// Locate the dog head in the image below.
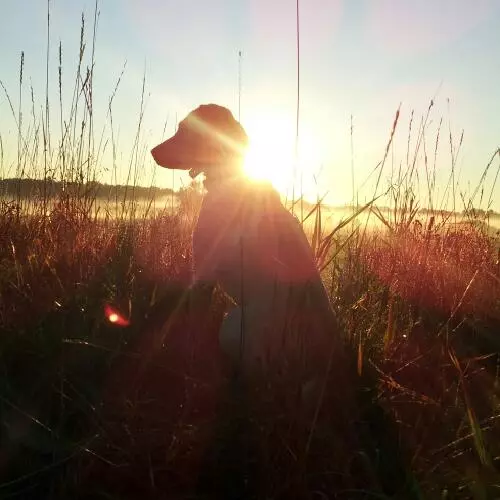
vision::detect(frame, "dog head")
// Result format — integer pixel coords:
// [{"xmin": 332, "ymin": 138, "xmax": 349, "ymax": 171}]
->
[{"xmin": 151, "ymin": 104, "xmax": 248, "ymax": 183}]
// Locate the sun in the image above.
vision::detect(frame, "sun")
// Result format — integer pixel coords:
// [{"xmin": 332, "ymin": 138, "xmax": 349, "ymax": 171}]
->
[{"xmin": 242, "ymin": 115, "xmax": 324, "ymax": 202}]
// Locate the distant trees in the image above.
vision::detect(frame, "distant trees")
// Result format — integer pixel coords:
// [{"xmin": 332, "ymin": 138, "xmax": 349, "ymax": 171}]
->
[
  {"xmin": 0, "ymin": 178, "xmax": 176, "ymax": 201},
  {"xmin": 462, "ymin": 207, "xmax": 498, "ymax": 218}
]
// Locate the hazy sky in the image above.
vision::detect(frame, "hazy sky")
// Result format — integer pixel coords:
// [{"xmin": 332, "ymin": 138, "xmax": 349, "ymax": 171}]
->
[{"xmin": 1, "ymin": 0, "xmax": 499, "ymax": 208}]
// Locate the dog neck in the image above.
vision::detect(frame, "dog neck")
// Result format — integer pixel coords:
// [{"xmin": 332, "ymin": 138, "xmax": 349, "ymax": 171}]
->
[{"xmin": 202, "ymin": 161, "xmax": 245, "ymax": 192}]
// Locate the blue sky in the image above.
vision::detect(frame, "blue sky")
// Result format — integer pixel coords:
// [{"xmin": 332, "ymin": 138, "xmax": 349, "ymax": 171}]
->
[{"xmin": 1, "ymin": 0, "xmax": 499, "ymax": 208}]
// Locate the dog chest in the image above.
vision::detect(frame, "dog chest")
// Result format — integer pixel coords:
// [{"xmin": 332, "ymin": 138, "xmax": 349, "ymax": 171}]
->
[
  {"xmin": 192, "ymin": 181, "xmax": 321, "ymax": 301},
  {"xmin": 192, "ymin": 184, "xmax": 266, "ymax": 302}
]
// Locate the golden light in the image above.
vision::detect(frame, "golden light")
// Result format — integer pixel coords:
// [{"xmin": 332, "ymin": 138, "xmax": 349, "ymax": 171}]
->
[
  {"xmin": 108, "ymin": 313, "xmax": 119, "ymax": 323},
  {"xmin": 242, "ymin": 115, "xmax": 324, "ymax": 202}
]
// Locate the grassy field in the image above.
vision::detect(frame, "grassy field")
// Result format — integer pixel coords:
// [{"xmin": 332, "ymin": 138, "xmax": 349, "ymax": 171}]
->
[
  {"xmin": 2, "ymin": 8, "xmax": 500, "ymax": 500},
  {"xmin": 2, "ymin": 176, "xmax": 500, "ymax": 500}
]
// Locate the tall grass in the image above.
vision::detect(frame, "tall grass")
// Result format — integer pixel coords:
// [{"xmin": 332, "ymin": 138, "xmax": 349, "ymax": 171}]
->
[{"xmin": 1, "ymin": 2, "xmax": 500, "ymax": 499}]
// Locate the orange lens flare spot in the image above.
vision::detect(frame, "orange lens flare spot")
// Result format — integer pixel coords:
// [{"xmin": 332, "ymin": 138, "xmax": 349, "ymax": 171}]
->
[
  {"xmin": 108, "ymin": 313, "xmax": 119, "ymax": 323},
  {"xmin": 104, "ymin": 304, "xmax": 130, "ymax": 327}
]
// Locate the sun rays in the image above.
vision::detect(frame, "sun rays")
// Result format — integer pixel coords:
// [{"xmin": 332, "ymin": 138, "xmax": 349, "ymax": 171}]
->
[{"xmin": 242, "ymin": 115, "xmax": 324, "ymax": 202}]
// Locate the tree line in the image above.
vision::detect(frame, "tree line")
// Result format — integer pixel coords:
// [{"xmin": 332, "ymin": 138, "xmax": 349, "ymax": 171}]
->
[{"xmin": 0, "ymin": 178, "xmax": 176, "ymax": 201}]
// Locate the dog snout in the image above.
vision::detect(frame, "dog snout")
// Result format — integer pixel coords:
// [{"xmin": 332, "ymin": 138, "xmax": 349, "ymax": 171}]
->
[
  {"xmin": 151, "ymin": 144, "xmax": 163, "ymax": 166},
  {"xmin": 151, "ymin": 141, "xmax": 175, "ymax": 168}
]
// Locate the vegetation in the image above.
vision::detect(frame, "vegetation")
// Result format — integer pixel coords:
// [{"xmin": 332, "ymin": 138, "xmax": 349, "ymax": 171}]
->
[
  {"xmin": 0, "ymin": 178, "xmax": 176, "ymax": 202},
  {"xmin": 1, "ymin": 4, "xmax": 500, "ymax": 499}
]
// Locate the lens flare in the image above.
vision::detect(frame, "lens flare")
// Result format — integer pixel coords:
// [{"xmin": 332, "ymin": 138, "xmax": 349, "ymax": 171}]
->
[
  {"xmin": 108, "ymin": 313, "xmax": 119, "ymax": 323},
  {"xmin": 104, "ymin": 304, "xmax": 130, "ymax": 327}
]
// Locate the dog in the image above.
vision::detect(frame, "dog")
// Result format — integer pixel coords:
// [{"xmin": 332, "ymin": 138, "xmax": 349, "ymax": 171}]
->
[{"xmin": 151, "ymin": 104, "xmax": 341, "ymax": 385}]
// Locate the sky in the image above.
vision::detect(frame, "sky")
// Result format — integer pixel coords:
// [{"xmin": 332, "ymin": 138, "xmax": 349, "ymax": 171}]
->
[{"xmin": 1, "ymin": 0, "xmax": 499, "ymax": 209}]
